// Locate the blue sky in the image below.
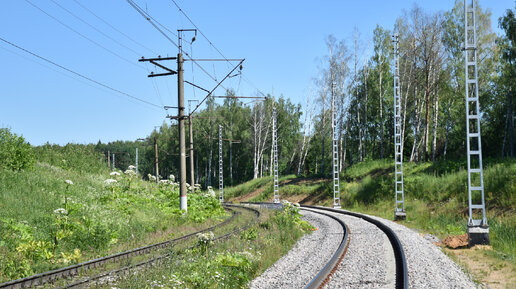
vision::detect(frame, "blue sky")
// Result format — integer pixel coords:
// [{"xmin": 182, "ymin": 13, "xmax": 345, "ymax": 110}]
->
[{"xmin": 0, "ymin": 0, "xmax": 513, "ymax": 145}]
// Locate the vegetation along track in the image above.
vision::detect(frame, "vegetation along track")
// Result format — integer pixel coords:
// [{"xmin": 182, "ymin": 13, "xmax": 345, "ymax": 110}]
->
[
  {"xmin": 301, "ymin": 205, "xmax": 408, "ymax": 289},
  {"xmin": 0, "ymin": 205, "xmax": 260, "ymax": 289}
]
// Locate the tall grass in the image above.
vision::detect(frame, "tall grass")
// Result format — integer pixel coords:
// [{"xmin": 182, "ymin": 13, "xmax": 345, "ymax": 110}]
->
[{"xmin": 0, "ymin": 145, "xmax": 226, "ymax": 281}]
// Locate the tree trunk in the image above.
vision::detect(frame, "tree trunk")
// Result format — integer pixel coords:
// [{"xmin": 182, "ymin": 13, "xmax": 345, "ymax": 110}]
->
[
  {"xmin": 379, "ymin": 68, "xmax": 384, "ymax": 159},
  {"xmin": 363, "ymin": 67, "xmax": 369, "ymax": 160},
  {"xmin": 432, "ymin": 92, "xmax": 439, "ymax": 161}
]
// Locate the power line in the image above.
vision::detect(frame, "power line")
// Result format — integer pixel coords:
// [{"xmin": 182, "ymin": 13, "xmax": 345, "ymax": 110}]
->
[
  {"xmin": 126, "ymin": 0, "xmax": 227, "ymax": 91},
  {"xmin": 61, "ymin": 0, "xmax": 167, "ymax": 111},
  {"xmin": 24, "ymin": 0, "xmax": 144, "ymax": 71},
  {"xmin": 49, "ymin": 0, "xmax": 141, "ymax": 56},
  {"xmin": 0, "ymin": 36, "xmax": 162, "ymax": 110},
  {"xmin": 72, "ymin": 0, "xmax": 157, "ymax": 55},
  {"xmin": 168, "ymin": 0, "xmax": 267, "ymax": 98},
  {"xmin": 126, "ymin": 0, "xmax": 179, "ymax": 47}
]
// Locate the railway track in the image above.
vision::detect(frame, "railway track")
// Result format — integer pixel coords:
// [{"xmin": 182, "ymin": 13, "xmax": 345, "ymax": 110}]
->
[
  {"xmin": 242, "ymin": 202, "xmax": 407, "ymax": 289},
  {"xmin": 0, "ymin": 205, "xmax": 260, "ymax": 289},
  {"xmin": 302, "ymin": 205, "xmax": 407, "ymax": 289}
]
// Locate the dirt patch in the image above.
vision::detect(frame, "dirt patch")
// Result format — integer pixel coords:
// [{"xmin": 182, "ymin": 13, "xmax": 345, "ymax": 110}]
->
[
  {"xmin": 231, "ymin": 186, "xmax": 266, "ymax": 203},
  {"xmin": 445, "ymin": 247, "xmax": 516, "ymax": 289},
  {"xmin": 230, "ymin": 177, "xmax": 330, "ymax": 204},
  {"xmin": 443, "ymin": 234, "xmax": 469, "ymax": 249},
  {"xmin": 280, "ymin": 177, "xmax": 328, "ymax": 186}
]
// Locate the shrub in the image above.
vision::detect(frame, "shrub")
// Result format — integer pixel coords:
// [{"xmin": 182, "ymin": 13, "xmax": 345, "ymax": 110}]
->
[{"xmin": 0, "ymin": 128, "xmax": 35, "ymax": 171}]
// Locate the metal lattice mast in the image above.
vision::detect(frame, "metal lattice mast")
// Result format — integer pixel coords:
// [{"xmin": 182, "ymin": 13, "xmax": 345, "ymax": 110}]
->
[
  {"xmin": 393, "ymin": 33, "xmax": 406, "ymax": 220},
  {"xmin": 272, "ymin": 106, "xmax": 280, "ymax": 203},
  {"xmin": 464, "ymin": 0, "xmax": 489, "ymax": 245},
  {"xmin": 331, "ymin": 78, "xmax": 341, "ymax": 209},
  {"xmin": 218, "ymin": 125, "xmax": 224, "ymax": 202}
]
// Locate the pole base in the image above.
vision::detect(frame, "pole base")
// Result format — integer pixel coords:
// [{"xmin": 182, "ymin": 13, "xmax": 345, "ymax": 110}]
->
[
  {"xmin": 394, "ymin": 211, "xmax": 406, "ymax": 221},
  {"xmin": 468, "ymin": 226, "xmax": 490, "ymax": 246},
  {"xmin": 180, "ymin": 195, "xmax": 187, "ymax": 212}
]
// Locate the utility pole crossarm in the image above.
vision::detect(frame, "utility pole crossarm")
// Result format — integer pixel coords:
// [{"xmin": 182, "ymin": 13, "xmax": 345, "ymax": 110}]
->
[
  {"xmin": 213, "ymin": 96, "xmax": 266, "ymax": 99},
  {"xmin": 139, "ymin": 56, "xmax": 178, "ymax": 77}
]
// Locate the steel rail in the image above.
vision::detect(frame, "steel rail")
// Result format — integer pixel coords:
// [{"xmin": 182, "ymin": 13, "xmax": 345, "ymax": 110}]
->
[
  {"xmin": 301, "ymin": 207, "xmax": 350, "ymax": 289},
  {"xmin": 302, "ymin": 205, "xmax": 408, "ymax": 289},
  {"xmin": 61, "ymin": 204, "xmax": 261, "ymax": 288},
  {"xmin": 0, "ymin": 207, "xmax": 238, "ymax": 289}
]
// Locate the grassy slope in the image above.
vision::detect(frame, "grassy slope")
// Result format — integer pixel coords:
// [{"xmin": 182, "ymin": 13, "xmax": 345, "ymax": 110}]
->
[
  {"xmin": 0, "ymin": 146, "xmax": 226, "ymax": 281},
  {"xmin": 227, "ymin": 159, "xmax": 516, "ymax": 264}
]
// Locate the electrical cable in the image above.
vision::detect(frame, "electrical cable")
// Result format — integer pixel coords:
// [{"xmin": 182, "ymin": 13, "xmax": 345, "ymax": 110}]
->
[
  {"xmin": 145, "ymin": 62, "xmax": 165, "ymax": 107},
  {"xmin": 0, "ymin": 36, "xmax": 163, "ymax": 110},
  {"xmin": 168, "ymin": 0, "xmax": 267, "ymax": 98},
  {"xmin": 126, "ymin": 0, "xmax": 227, "ymax": 91},
  {"xmin": 73, "ymin": 0, "xmax": 157, "ymax": 55},
  {"xmin": 49, "ymin": 0, "xmax": 141, "ymax": 56},
  {"xmin": 24, "ymin": 0, "xmax": 144, "ymax": 71}
]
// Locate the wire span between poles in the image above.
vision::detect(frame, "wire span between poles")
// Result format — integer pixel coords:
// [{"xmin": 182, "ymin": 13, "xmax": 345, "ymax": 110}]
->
[
  {"xmin": 0, "ymin": 36, "xmax": 162, "ymax": 110},
  {"xmin": 190, "ymin": 59, "xmax": 245, "ymax": 116}
]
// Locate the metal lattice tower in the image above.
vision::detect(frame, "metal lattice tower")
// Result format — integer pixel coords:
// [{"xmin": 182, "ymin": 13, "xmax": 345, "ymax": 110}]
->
[
  {"xmin": 393, "ymin": 33, "xmax": 406, "ymax": 220},
  {"xmin": 464, "ymin": 0, "xmax": 489, "ymax": 245},
  {"xmin": 218, "ymin": 125, "xmax": 224, "ymax": 202},
  {"xmin": 272, "ymin": 107, "xmax": 280, "ymax": 203},
  {"xmin": 331, "ymin": 80, "xmax": 341, "ymax": 209}
]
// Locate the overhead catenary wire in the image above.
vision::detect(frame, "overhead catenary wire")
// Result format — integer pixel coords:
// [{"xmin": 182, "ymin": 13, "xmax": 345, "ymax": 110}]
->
[
  {"xmin": 0, "ymin": 36, "xmax": 162, "ymax": 110},
  {"xmin": 168, "ymin": 0, "xmax": 268, "ymax": 98},
  {"xmin": 49, "ymin": 0, "xmax": 142, "ymax": 57},
  {"xmin": 72, "ymin": 0, "xmax": 157, "ymax": 55},
  {"xmin": 126, "ymin": 0, "xmax": 229, "ymax": 92},
  {"xmin": 24, "ymin": 0, "xmax": 144, "ymax": 71}
]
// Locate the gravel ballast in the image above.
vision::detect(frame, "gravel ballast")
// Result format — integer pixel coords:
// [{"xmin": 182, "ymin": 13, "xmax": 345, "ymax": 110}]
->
[
  {"xmin": 313, "ymin": 209, "xmax": 395, "ymax": 289},
  {"xmin": 322, "ymin": 207, "xmax": 477, "ymax": 289},
  {"xmin": 250, "ymin": 206, "xmax": 476, "ymax": 289},
  {"xmin": 249, "ymin": 210, "xmax": 344, "ymax": 289},
  {"xmin": 367, "ymin": 214, "xmax": 477, "ymax": 289}
]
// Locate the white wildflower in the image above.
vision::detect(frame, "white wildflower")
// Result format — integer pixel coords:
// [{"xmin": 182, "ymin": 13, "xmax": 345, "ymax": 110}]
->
[
  {"xmin": 149, "ymin": 175, "xmax": 157, "ymax": 182},
  {"xmin": 169, "ymin": 174, "xmax": 175, "ymax": 182},
  {"xmin": 65, "ymin": 179, "xmax": 73, "ymax": 185},
  {"xmin": 128, "ymin": 165, "xmax": 136, "ymax": 170},
  {"xmin": 110, "ymin": 171, "xmax": 121, "ymax": 176},
  {"xmin": 53, "ymin": 208, "xmax": 68, "ymax": 215},
  {"xmin": 104, "ymin": 179, "xmax": 117, "ymax": 184},
  {"xmin": 124, "ymin": 169, "xmax": 136, "ymax": 176},
  {"xmin": 207, "ymin": 186, "xmax": 213, "ymax": 190},
  {"xmin": 194, "ymin": 183, "xmax": 201, "ymax": 188},
  {"xmin": 197, "ymin": 231, "xmax": 215, "ymax": 243},
  {"xmin": 160, "ymin": 179, "xmax": 169, "ymax": 185}
]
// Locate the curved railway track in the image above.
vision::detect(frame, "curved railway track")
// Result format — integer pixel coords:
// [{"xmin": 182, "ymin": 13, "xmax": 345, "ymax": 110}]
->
[
  {"xmin": 242, "ymin": 202, "xmax": 407, "ymax": 289},
  {"xmin": 301, "ymin": 205, "xmax": 408, "ymax": 289},
  {"xmin": 0, "ymin": 205, "xmax": 260, "ymax": 289}
]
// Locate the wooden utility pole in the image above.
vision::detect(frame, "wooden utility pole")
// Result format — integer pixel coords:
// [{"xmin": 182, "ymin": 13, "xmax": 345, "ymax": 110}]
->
[
  {"xmin": 138, "ymin": 28, "xmax": 244, "ymax": 212},
  {"xmin": 178, "ymin": 39, "xmax": 187, "ymax": 211},
  {"xmin": 188, "ymin": 100, "xmax": 199, "ymax": 193}
]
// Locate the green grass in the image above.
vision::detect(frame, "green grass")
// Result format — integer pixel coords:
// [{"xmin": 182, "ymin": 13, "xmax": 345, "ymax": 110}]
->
[
  {"xmin": 223, "ymin": 176, "xmax": 273, "ymax": 199},
  {"xmin": 226, "ymin": 158, "xmax": 516, "ymax": 264},
  {"xmin": 103, "ymin": 204, "xmax": 313, "ymax": 289},
  {"xmin": 0, "ymin": 145, "xmax": 226, "ymax": 282}
]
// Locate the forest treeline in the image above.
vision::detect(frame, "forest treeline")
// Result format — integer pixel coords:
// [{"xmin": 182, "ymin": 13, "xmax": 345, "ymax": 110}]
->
[{"xmin": 95, "ymin": 1, "xmax": 515, "ymax": 188}]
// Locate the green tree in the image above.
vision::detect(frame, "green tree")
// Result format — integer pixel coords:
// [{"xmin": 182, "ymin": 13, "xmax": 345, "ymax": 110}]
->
[{"xmin": 0, "ymin": 128, "xmax": 35, "ymax": 171}]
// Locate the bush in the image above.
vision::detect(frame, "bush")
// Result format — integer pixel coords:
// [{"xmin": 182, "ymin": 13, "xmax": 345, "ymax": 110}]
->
[{"xmin": 0, "ymin": 128, "xmax": 35, "ymax": 171}]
